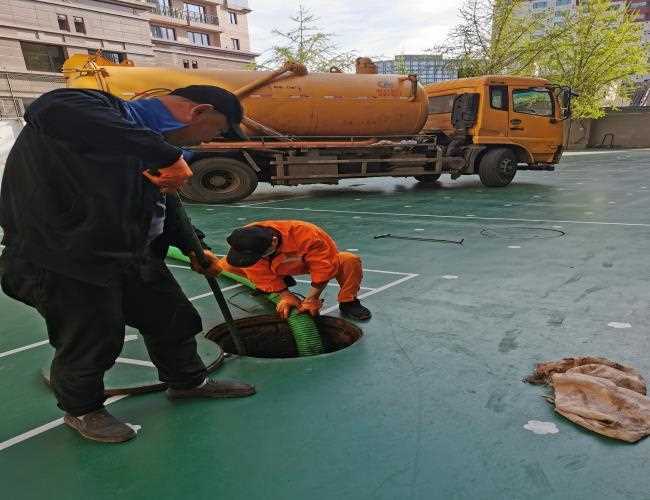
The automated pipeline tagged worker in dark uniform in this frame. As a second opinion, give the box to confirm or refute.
[0,86,255,444]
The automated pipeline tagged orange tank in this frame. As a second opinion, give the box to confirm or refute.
[63,55,429,137]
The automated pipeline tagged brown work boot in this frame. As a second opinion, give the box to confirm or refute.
[64,408,136,443]
[167,378,256,400]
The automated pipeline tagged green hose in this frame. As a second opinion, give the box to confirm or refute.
[167,246,324,356]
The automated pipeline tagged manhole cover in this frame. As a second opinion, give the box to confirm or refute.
[480,227,566,240]
[206,314,362,359]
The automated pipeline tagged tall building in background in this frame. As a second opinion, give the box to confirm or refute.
[519,0,650,47]
[0,0,257,117]
[376,54,457,85]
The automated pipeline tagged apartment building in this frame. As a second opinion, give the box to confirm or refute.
[522,0,650,44]
[375,54,457,85]
[0,0,256,117]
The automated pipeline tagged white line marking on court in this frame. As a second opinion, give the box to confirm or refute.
[414,228,424,232]
[442,275,459,280]
[321,273,418,315]
[294,279,374,291]
[346,248,359,252]
[188,284,242,301]
[0,340,50,359]
[224,205,650,228]
[563,149,650,156]
[608,322,631,329]
[508,246,521,249]
[362,268,413,276]
[0,395,129,452]
[116,357,156,368]
[0,333,139,360]
[239,195,311,207]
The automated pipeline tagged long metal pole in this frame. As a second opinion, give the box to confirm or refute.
[167,192,247,355]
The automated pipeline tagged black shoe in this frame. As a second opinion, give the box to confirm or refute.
[167,379,256,399]
[339,299,372,321]
[64,408,136,443]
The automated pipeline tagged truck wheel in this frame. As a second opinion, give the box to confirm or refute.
[179,157,258,203]
[478,148,517,187]
[414,174,441,183]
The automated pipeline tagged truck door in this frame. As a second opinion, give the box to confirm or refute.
[508,87,561,161]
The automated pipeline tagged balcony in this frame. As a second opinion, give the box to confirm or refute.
[149,4,220,25]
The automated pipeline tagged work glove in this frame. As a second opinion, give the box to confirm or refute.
[189,250,222,278]
[297,297,323,317]
[276,292,302,320]
[143,156,193,192]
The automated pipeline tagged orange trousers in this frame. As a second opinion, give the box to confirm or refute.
[220,252,363,303]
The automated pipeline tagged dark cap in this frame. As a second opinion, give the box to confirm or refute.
[226,226,275,267]
[170,85,248,140]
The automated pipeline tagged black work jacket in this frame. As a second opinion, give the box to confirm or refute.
[0,88,202,285]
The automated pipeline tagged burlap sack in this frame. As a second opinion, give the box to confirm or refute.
[527,357,650,443]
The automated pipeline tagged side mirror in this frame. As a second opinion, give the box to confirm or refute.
[560,88,573,120]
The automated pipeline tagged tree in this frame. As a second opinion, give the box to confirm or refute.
[537,0,648,118]
[253,5,356,73]
[432,0,556,77]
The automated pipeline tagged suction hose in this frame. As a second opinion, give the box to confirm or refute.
[167,246,324,356]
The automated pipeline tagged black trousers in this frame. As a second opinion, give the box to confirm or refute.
[0,254,207,416]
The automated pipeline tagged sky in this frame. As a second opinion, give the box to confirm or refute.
[247,0,464,62]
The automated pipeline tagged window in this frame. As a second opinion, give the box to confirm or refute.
[57,14,70,31]
[191,60,198,69]
[184,3,206,22]
[183,60,190,68]
[512,88,553,116]
[88,49,126,64]
[187,31,209,46]
[427,94,455,114]
[229,11,238,24]
[150,24,176,40]
[532,1,548,8]
[21,42,67,72]
[490,86,508,110]
[73,16,86,34]
[231,38,240,50]
[154,0,172,15]
[556,0,571,5]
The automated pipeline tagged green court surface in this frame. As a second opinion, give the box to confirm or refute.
[2,149,650,499]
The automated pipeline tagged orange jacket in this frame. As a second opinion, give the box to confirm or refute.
[236,220,340,293]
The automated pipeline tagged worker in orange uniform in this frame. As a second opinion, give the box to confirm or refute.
[193,220,371,321]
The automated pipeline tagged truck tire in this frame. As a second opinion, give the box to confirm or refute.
[179,157,258,204]
[478,148,517,187]
[414,174,441,183]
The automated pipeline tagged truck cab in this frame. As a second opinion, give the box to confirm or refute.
[424,76,571,187]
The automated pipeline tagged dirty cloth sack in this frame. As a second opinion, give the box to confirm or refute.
[527,357,650,443]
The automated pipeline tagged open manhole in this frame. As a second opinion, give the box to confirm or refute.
[480,227,566,240]
[205,314,363,359]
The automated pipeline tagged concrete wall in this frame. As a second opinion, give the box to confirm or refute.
[565,108,650,150]
[588,108,650,148]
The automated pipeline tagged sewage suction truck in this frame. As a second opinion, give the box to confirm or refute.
[62,55,571,203]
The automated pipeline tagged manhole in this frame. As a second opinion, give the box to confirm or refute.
[480,227,566,240]
[205,315,363,359]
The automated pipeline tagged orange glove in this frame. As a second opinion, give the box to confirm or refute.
[276,292,301,320]
[298,297,323,317]
[189,250,222,278]
[143,156,193,192]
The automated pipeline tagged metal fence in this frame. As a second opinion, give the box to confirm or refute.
[0,71,65,118]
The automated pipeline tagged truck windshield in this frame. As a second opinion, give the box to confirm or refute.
[512,89,553,117]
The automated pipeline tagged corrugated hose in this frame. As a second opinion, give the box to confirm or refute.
[167,246,324,356]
